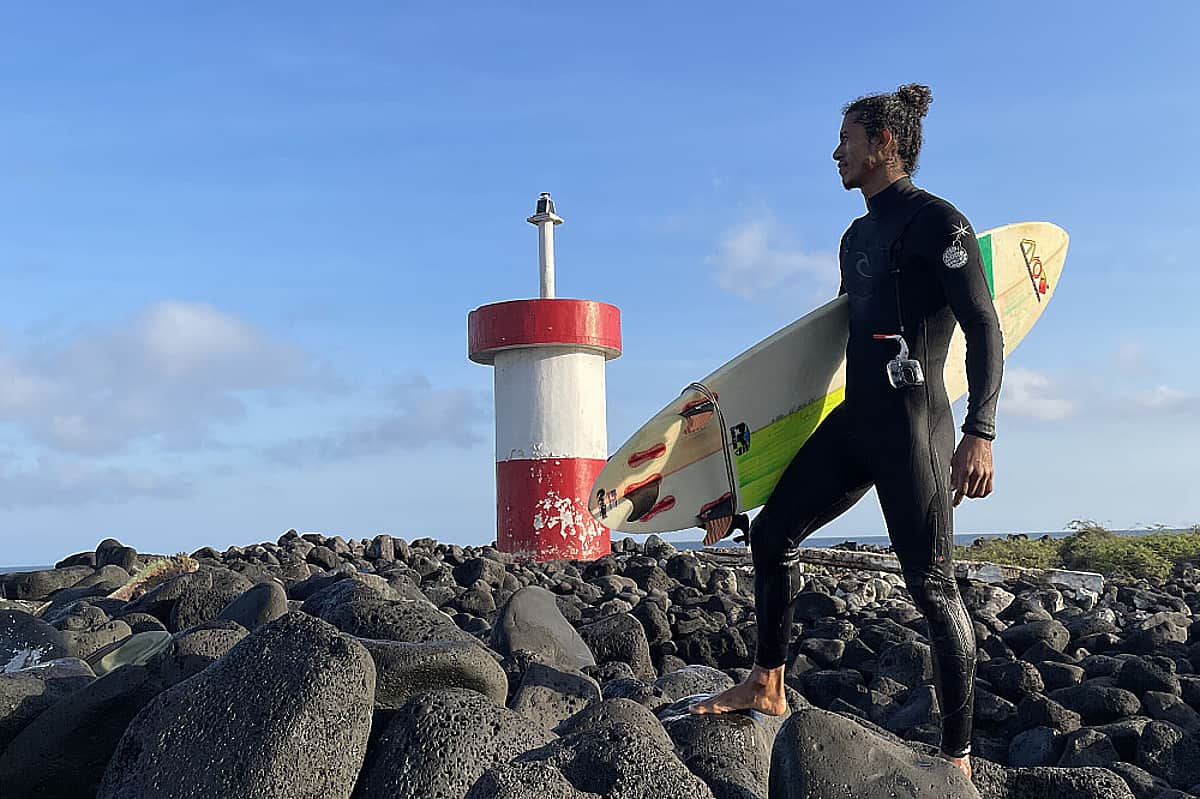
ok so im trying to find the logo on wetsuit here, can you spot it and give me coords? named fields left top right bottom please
left=942, top=220, right=972, bottom=269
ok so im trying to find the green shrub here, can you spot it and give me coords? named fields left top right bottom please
left=954, top=535, right=1063, bottom=569
left=954, top=520, right=1200, bottom=582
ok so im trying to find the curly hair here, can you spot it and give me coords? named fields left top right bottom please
left=843, top=83, right=933, bottom=175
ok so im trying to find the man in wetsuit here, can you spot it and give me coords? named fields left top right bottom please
left=690, top=84, right=1002, bottom=781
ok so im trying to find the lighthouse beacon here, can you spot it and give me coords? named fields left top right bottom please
left=467, top=194, right=622, bottom=561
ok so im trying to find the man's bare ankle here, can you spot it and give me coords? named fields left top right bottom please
left=749, top=665, right=783, bottom=683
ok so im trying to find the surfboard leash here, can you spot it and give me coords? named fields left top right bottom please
left=686, top=379, right=739, bottom=523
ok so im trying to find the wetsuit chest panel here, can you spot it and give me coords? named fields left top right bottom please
left=840, top=217, right=905, bottom=326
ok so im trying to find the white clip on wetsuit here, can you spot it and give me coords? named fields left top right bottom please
left=748, top=177, right=1003, bottom=758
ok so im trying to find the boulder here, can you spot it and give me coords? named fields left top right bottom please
left=302, top=581, right=474, bottom=644
left=149, top=619, right=248, bottom=687
left=557, top=697, right=673, bottom=751
left=657, top=697, right=779, bottom=799
left=791, top=591, right=846, bottom=623
left=511, top=662, right=601, bottom=731
left=769, top=707, right=978, bottom=798
left=62, top=620, right=131, bottom=661
left=1136, top=720, right=1200, bottom=789
left=1049, top=682, right=1142, bottom=724
left=577, top=612, right=655, bottom=681
left=467, top=721, right=714, bottom=799
left=1056, top=728, right=1120, bottom=767
left=1, top=567, right=93, bottom=602
left=0, top=609, right=70, bottom=671
left=0, top=658, right=94, bottom=751
left=653, top=665, right=735, bottom=703
left=358, top=637, right=507, bottom=709
left=217, top=580, right=289, bottom=630
left=0, top=660, right=176, bottom=798
left=354, top=688, right=556, bottom=799
left=970, top=757, right=1135, bottom=799
left=489, top=585, right=595, bottom=669
left=168, top=568, right=254, bottom=632
left=875, top=640, right=933, bottom=688
left=96, top=613, right=375, bottom=799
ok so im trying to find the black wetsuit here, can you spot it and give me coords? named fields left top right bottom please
left=749, top=177, right=1003, bottom=758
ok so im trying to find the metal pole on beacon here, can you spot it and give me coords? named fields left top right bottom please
left=467, top=193, right=622, bottom=561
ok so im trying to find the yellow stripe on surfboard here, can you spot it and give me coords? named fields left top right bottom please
left=735, top=386, right=846, bottom=510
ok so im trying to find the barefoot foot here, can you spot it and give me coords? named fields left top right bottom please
left=944, top=754, right=972, bottom=781
left=688, top=674, right=788, bottom=716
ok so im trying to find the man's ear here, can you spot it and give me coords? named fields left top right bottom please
left=875, top=128, right=897, bottom=159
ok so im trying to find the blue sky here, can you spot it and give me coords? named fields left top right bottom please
left=1, top=3, right=1197, bottom=565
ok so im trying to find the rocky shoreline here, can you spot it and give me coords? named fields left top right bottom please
left=2, top=531, right=1199, bottom=798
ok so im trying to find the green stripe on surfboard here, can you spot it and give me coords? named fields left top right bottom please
left=735, top=386, right=845, bottom=509
left=979, top=233, right=995, bottom=299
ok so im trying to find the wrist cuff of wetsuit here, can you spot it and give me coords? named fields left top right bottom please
left=943, top=744, right=971, bottom=758
left=961, top=425, right=995, bottom=442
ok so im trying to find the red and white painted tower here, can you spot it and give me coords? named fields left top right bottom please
left=468, top=193, right=621, bottom=561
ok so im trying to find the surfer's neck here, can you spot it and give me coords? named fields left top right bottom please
left=860, top=171, right=912, bottom=201
left=864, top=175, right=916, bottom=217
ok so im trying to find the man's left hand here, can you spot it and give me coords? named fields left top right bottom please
left=950, top=434, right=994, bottom=507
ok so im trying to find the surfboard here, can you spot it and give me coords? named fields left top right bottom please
left=589, top=221, right=1068, bottom=534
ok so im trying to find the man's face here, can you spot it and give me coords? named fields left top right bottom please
left=832, top=113, right=884, bottom=190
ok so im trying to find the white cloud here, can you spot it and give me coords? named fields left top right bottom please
left=1001, top=368, right=1077, bottom=421
left=1134, top=385, right=1200, bottom=414
left=0, top=457, right=193, bottom=509
left=264, top=373, right=490, bottom=465
left=706, top=213, right=837, bottom=299
left=0, top=301, right=332, bottom=455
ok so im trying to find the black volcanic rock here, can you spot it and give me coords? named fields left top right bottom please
left=0, top=609, right=70, bottom=669
left=62, top=619, right=131, bottom=660
left=1142, top=690, right=1200, bottom=731
left=874, top=639, right=933, bottom=688
left=791, top=590, right=846, bottom=623
left=151, top=619, right=248, bottom=687
left=97, top=613, right=375, bottom=799
left=354, top=688, right=555, bottom=799
left=970, top=757, right=1135, bottom=799
left=511, top=662, right=601, bottom=731
left=490, top=585, right=596, bottom=669
left=168, top=567, right=254, bottom=632
left=1008, top=726, right=1064, bottom=767
left=1118, top=657, right=1183, bottom=696
left=217, top=580, right=289, bottom=630
left=1, top=567, right=93, bottom=602
left=557, top=697, right=673, bottom=751
left=653, top=664, right=735, bottom=703
left=1049, top=682, right=1142, bottom=724
left=358, top=637, right=506, bottom=709
left=467, top=721, right=714, bottom=799
left=0, top=660, right=174, bottom=798
left=0, top=658, right=94, bottom=751
left=1056, top=727, right=1120, bottom=767
left=303, top=580, right=474, bottom=644
left=122, top=570, right=212, bottom=624
left=980, top=658, right=1046, bottom=701
left=1016, top=693, right=1082, bottom=733
left=577, top=612, right=655, bottom=681
left=1000, top=620, right=1070, bottom=656
left=769, top=707, right=978, bottom=798
left=1137, top=720, right=1200, bottom=789
left=658, top=698, right=777, bottom=799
